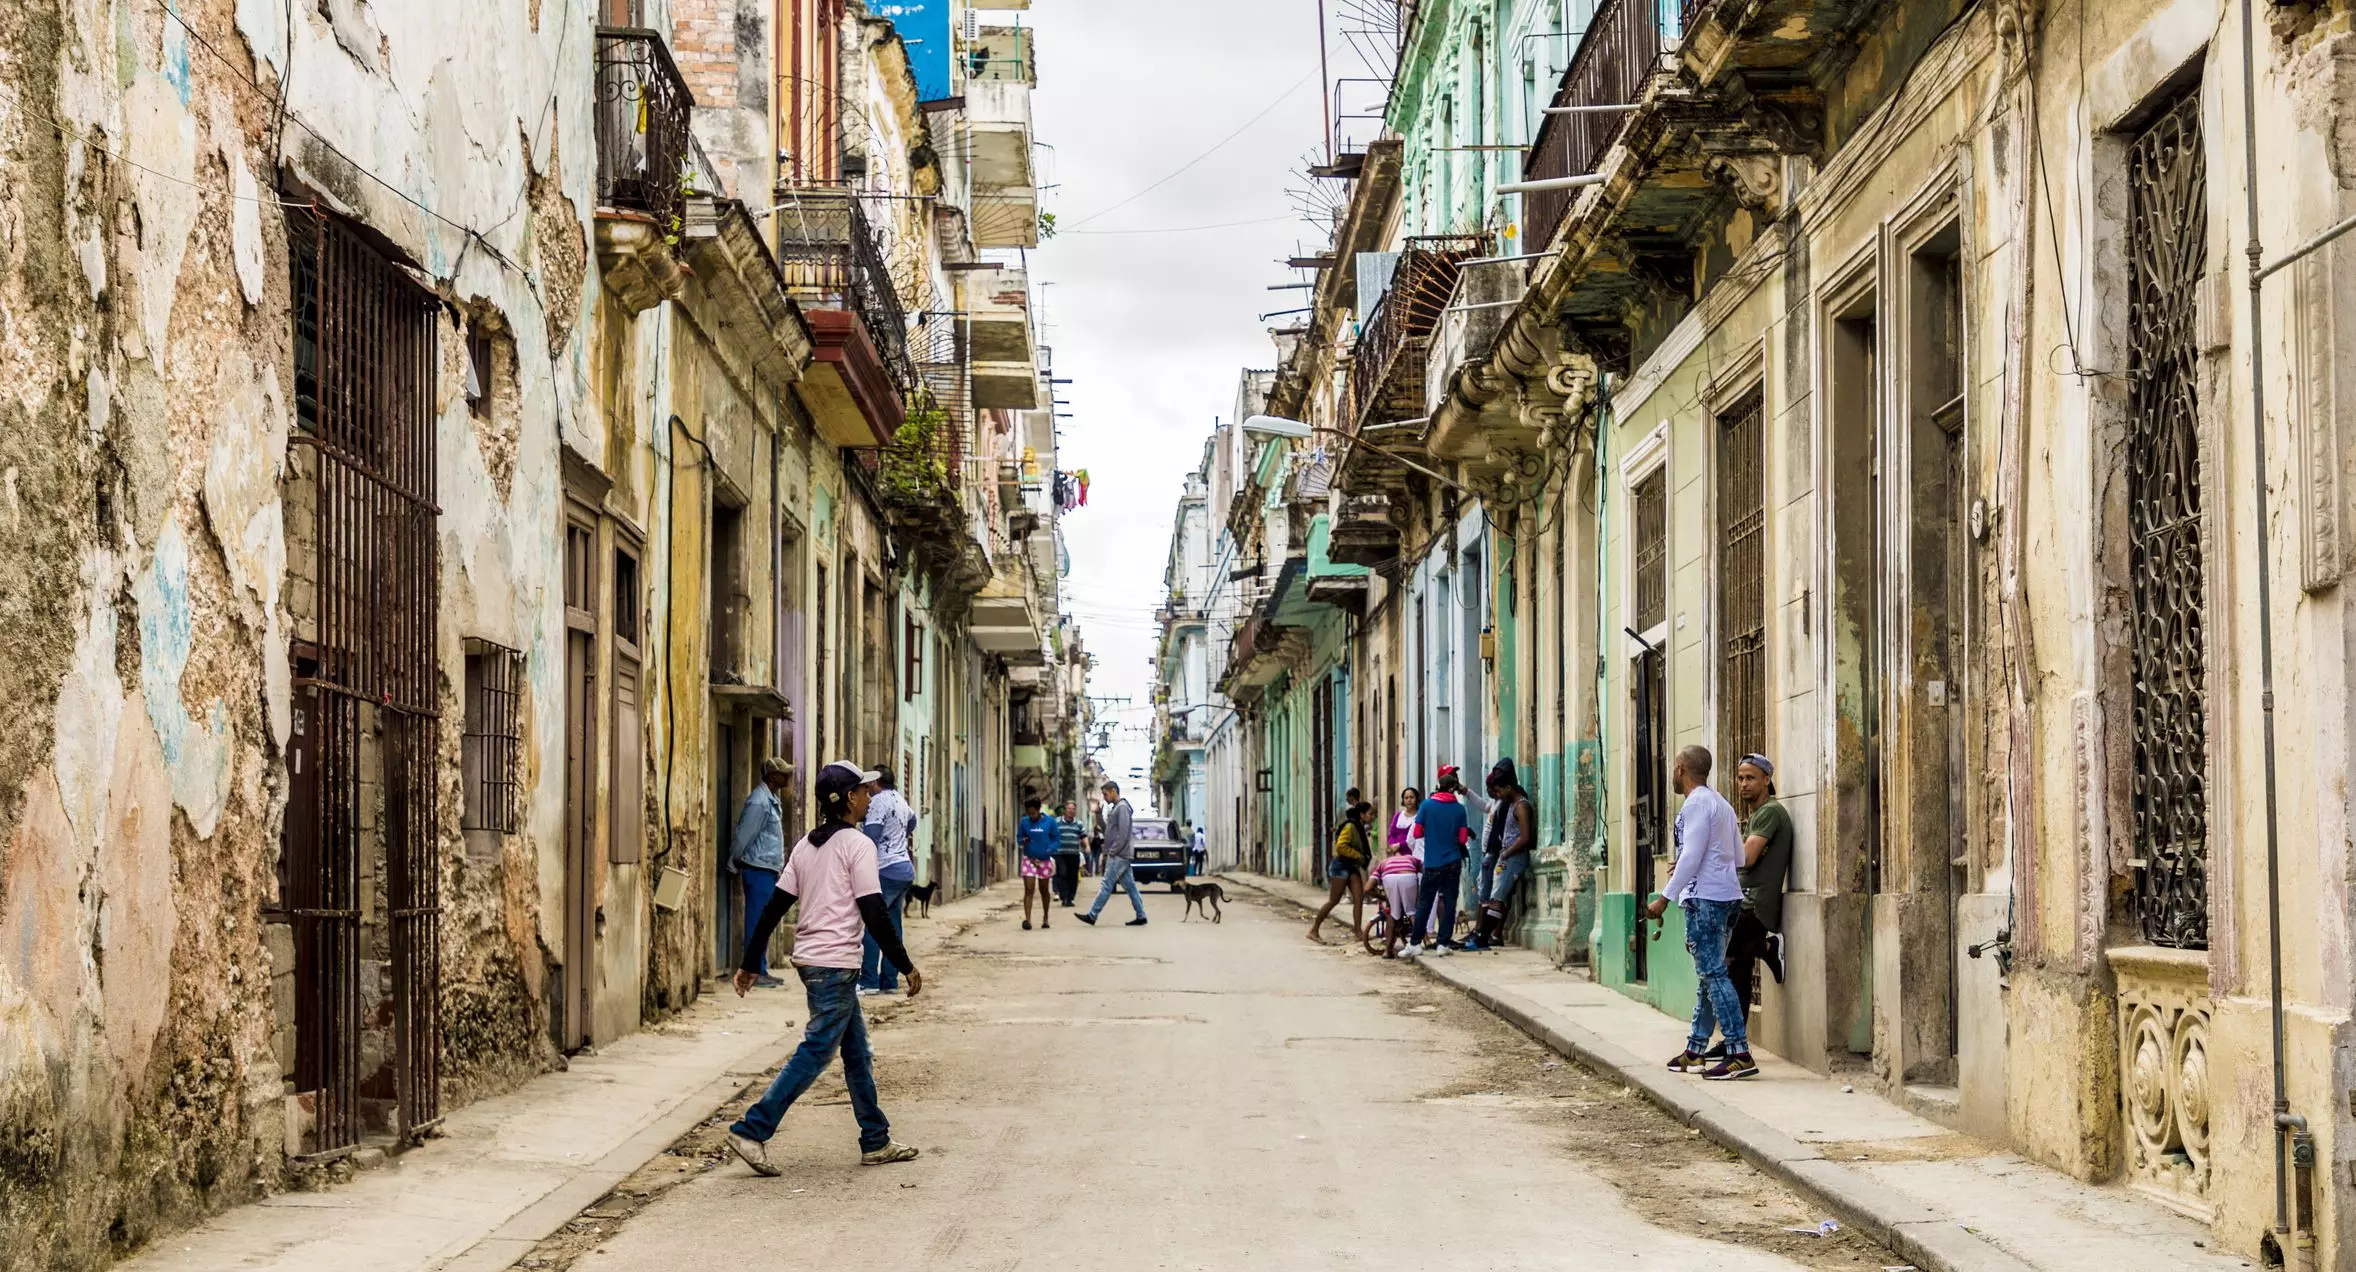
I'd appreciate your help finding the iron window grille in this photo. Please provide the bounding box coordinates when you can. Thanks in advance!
[1633,467,1668,633]
[463,641,525,833]
[1718,394,1767,765]
[2124,87,2211,950]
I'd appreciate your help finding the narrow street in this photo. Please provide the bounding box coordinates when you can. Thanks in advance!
[559,888,1894,1271]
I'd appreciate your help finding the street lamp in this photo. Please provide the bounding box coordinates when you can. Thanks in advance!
[1240,415,1474,495]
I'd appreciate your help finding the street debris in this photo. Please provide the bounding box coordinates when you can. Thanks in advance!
[1781,1220,1842,1237]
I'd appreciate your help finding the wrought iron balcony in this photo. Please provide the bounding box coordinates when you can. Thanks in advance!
[1521,0,1664,254]
[594,28,694,232]
[773,187,916,392]
[1347,235,1486,435]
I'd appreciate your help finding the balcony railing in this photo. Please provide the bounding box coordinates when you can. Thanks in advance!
[1347,235,1486,434]
[594,28,694,232]
[774,187,916,390]
[1521,0,1663,255]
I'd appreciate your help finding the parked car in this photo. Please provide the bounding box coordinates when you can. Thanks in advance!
[1127,817,1188,889]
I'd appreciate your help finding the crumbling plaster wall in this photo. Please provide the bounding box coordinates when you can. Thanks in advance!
[0,0,599,1264]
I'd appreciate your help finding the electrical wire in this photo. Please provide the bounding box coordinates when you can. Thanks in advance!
[1063,71,1316,228]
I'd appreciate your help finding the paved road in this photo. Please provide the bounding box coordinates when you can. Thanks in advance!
[563,887,1896,1271]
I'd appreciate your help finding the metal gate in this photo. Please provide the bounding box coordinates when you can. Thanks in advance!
[288,208,443,1149]
[2123,89,2210,950]
[1628,469,1668,980]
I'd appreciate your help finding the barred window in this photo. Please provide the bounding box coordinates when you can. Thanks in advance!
[1718,393,1767,765]
[462,641,525,833]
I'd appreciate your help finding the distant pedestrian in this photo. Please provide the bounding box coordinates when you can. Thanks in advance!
[1647,745,1756,1081]
[1054,799,1086,906]
[1017,794,1058,930]
[1390,786,1424,863]
[1707,753,1792,1060]
[1189,821,1208,876]
[1404,767,1473,957]
[1307,788,1370,944]
[728,761,922,1175]
[1077,781,1148,927]
[859,767,919,996]
[1371,833,1421,958]
[729,756,794,988]
[1464,760,1534,952]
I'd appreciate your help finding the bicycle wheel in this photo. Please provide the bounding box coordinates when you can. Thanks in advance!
[1362,911,1390,956]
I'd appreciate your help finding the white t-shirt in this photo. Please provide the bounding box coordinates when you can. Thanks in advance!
[779,826,882,970]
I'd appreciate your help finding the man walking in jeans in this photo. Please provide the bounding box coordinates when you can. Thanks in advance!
[1646,745,1757,1080]
[727,762,922,1174]
[1076,781,1148,927]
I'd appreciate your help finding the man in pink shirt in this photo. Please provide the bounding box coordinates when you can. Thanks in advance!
[727,761,924,1175]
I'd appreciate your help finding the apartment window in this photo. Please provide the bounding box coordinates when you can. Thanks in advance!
[613,547,641,647]
[1717,393,1767,765]
[2123,85,2210,950]
[1633,468,1668,633]
[461,642,525,834]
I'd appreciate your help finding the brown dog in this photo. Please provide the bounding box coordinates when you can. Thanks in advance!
[1180,881,1225,923]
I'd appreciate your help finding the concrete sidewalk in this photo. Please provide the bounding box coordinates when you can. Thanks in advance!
[1229,872,2243,1272]
[119,887,1010,1272]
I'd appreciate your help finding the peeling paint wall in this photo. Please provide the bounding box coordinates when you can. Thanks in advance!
[0,0,602,1262]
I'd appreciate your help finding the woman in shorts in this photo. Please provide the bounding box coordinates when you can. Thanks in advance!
[1016,795,1058,930]
[1307,789,1372,944]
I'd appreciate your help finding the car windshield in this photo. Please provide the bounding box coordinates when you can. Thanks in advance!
[1130,819,1177,843]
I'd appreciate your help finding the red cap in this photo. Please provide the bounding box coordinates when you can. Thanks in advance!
[1436,764,1459,780]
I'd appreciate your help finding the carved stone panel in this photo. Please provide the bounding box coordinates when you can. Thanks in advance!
[2109,946,2215,1220]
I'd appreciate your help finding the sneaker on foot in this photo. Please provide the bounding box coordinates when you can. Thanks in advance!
[855,986,882,997]
[860,1141,920,1165]
[729,1133,782,1177]
[1702,1053,1760,1081]
[1430,943,1453,956]
[1665,1050,1705,1073]
[1698,1040,1730,1062]
[1124,917,1149,927]
[1400,945,1422,959]
[753,975,786,989]
[1075,913,1097,926]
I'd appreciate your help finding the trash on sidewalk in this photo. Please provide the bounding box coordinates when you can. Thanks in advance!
[1781,1220,1841,1237]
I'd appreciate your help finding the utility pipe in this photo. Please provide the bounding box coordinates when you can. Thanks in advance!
[1497,172,1607,194]
[2232,0,2309,1247]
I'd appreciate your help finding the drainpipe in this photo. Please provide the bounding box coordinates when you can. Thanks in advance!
[1588,373,1614,957]
[2232,0,2311,1254]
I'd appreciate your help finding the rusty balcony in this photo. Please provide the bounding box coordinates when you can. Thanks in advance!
[774,186,915,447]
[1521,0,1666,256]
[594,28,693,229]
[1347,235,1487,437]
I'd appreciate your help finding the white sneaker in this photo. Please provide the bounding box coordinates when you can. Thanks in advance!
[1431,944,1453,956]
[1400,945,1422,959]
[856,986,882,997]
[729,1134,782,1177]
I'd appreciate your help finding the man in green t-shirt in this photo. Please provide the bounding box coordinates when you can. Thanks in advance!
[1708,753,1791,1060]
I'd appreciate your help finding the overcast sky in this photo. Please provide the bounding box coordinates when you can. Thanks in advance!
[1028,0,1339,814]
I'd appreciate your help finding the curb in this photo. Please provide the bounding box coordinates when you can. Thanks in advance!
[1223,873,2032,1272]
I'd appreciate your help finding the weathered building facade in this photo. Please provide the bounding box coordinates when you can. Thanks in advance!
[0,1,1062,1266]
[1181,0,2356,1262]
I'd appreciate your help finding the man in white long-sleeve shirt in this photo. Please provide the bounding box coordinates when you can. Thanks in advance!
[1644,745,1756,1080]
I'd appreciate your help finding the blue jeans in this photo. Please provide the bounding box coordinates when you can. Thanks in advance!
[739,866,781,976]
[1412,861,1462,946]
[1086,858,1146,920]
[730,966,891,1151]
[1683,898,1748,1055]
[1488,853,1530,904]
[860,867,914,991]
